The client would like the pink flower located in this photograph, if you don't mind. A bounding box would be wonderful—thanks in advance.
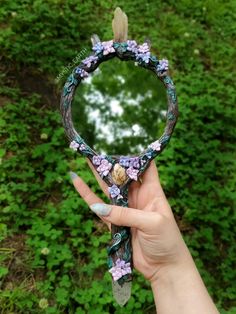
[69,140,80,151]
[148,140,161,151]
[79,144,86,151]
[109,258,132,281]
[137,43,150,54]
[126,167,139,181]
[102,40,115,55]
[97,159,112,177]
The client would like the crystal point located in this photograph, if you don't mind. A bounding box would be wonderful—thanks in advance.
[112,281,131,307]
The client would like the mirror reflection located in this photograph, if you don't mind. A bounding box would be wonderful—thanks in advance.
[72,58,167,155]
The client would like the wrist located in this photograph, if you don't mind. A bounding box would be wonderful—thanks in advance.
[150,248,219,314]
[150,238,195,286]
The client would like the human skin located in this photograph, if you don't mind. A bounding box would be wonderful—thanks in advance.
[70,161,219,314]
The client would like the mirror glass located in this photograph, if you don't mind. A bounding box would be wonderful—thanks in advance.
[72,58,167,155]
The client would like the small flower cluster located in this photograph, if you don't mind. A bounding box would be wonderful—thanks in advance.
[92,155,112,177]
[92,40,115,56]
[90,39,168,70]
[157,59,169,72]
[119,156,140,169]
[109,258,132,281]
[126,40,138,53]
[148,140,161,151]
[69,140,86,152]
[108,184,122,199]
[135,42,151,64]
[127,41,151,64]
[82,55,98,67]
[119,157,140,181]
[75,67,89,78]
[102,40,115,55]
[92,42,103,54]
[126,167,139,181]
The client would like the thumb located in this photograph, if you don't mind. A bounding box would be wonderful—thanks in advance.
[90,203,162,233]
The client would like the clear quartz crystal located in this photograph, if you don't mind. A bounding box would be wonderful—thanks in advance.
[91,34,101,46]
[112,281,132,307]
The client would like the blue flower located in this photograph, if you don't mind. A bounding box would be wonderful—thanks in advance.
[136,52,150,64]
[119,157,130,168]
[92,42,104,54]
[75,67,89,78]
[157,59,169,72]
[108,184,121,199]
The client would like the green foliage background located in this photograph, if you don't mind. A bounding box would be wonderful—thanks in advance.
[0,0,236,313]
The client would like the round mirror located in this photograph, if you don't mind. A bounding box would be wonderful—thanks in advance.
[72,58,167,155]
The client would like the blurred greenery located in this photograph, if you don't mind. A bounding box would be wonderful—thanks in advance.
[0,0,236,313]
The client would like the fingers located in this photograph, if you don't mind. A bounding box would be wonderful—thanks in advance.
[86,159,109,197]
[70,172,111,229]
[141,160,159,184]
[90,203,163,234]
[148,196,174,219]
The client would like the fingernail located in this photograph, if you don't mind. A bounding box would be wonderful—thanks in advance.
[90,203,112,216]
[69,171,78,180]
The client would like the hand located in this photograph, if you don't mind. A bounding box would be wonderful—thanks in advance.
[70,160,191,283]
[70,160,219,314]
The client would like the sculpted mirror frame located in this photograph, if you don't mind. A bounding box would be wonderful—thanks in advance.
[60,7,178,306]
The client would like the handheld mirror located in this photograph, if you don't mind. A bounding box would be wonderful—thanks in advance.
[60,7,178,306]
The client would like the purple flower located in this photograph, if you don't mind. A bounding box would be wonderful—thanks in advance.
[109,258,132,281]
[119,157,130,168]
[157,59,169,72]
[75,67,89,78]
[127,40,138,53]
[148,140,161,151]
[92,155,103,166]
[102,40,115,55]
[135,42,151,64]
[129,157,140,169]
[108,184,121,199]
[126,167,139,181]
[136,52,151,64]
[97,159,112,177]
[137,43,150,54]
[82,55,98,68]
[69,140,80,151]
[92,42,103,54]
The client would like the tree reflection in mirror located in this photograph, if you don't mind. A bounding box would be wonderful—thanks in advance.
[72,58,167,156]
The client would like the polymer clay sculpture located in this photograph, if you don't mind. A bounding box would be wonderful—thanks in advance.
[60,7,178,306]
